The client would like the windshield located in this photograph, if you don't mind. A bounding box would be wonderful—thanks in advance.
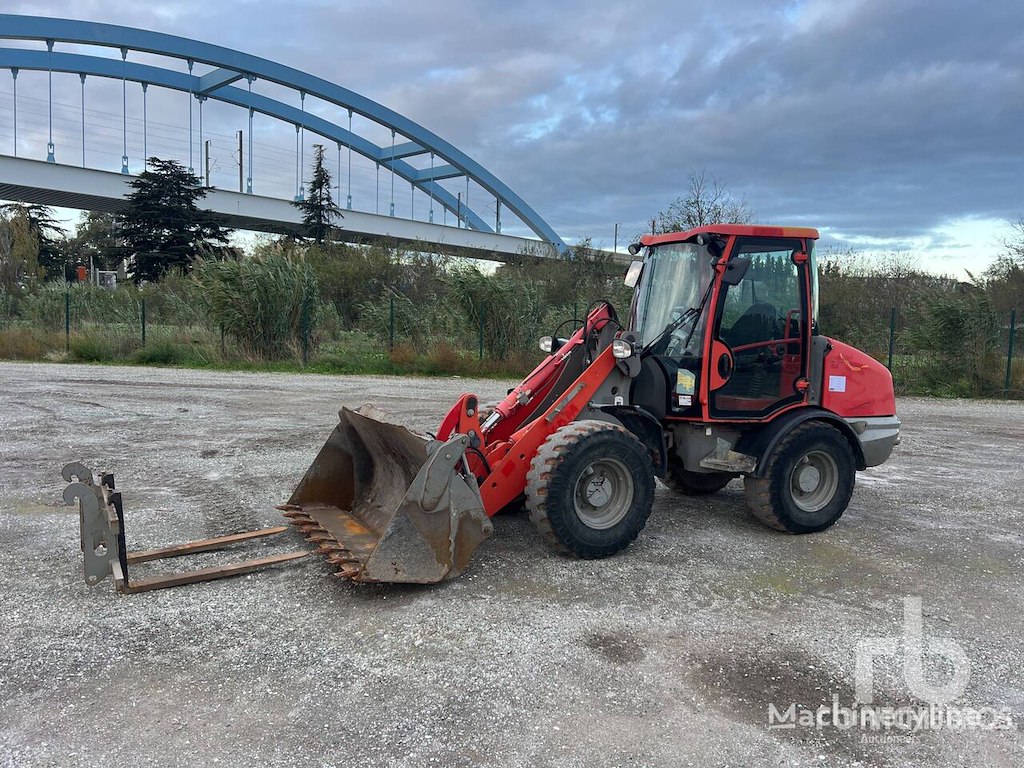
[629,242,714,353]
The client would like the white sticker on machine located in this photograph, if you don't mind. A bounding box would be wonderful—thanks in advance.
[828,375,847,393]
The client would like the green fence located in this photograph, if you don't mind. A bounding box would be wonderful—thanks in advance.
[881,306,1019,398]
[1,285,1020,397]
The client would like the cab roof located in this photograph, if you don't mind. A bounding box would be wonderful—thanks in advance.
[640,224,820,247]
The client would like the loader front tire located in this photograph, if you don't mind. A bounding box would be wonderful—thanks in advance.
[526,421,655,558]
[743,421,855,533]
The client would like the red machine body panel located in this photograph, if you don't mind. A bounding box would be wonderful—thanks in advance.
[820,338,896,417]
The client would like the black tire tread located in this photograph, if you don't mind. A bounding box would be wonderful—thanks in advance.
[525,420,653,558]
[743,421,855,534]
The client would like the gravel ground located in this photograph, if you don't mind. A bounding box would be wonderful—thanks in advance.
[0,361,1021,768]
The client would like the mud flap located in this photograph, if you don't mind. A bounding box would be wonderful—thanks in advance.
[283,406,492,583]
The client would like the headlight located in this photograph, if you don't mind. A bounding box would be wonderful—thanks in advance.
[611,339,634,359]
[539,336,554,353]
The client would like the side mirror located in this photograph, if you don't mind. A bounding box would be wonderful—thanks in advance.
[624,260,644,288]
[721,256,751,286]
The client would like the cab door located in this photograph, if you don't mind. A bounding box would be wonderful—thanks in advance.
[708,237,811,419]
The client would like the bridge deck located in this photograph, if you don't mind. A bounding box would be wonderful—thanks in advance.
[1,157,627,264]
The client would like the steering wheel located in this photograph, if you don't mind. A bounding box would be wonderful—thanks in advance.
[663,306,693,358]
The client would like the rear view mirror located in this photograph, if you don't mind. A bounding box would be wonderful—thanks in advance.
[721,256,751,286]
[624,260,644,288]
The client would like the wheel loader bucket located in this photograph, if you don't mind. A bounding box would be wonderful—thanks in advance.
[281,406,493,584]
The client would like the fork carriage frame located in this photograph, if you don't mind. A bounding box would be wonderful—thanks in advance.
[62,462,308,594]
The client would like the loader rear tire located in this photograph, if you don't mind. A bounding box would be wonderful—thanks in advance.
[526,420,655,558]
[662,457,735,495]
[743,421,855,533]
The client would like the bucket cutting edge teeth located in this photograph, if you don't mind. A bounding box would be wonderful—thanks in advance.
[280,406,492,584]
[327,553,360,564]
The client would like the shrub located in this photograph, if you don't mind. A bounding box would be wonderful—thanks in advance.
[133,340,188,366]
[0,327,58,358]
[69,334,113,362]
[194,251,319,360]
[904,290,1002,395]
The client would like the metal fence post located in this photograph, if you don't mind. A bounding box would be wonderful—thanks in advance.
[1004,308,1017,398]
[64,290,70,353]
[389,296,395,351]
[886,307,896,371]
[301,295,309,367]
[478,302,485,361]
[140,298,146,346]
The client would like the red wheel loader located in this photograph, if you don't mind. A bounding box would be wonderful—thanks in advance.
[283,225,900,584]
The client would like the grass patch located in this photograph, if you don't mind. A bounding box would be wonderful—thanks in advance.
[132,340,191,366]
[0,328,63,359]
[68,334,115,363]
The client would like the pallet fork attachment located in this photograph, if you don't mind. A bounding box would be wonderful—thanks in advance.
[62,462,308,594]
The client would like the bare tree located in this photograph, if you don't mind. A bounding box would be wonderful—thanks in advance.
[1001,217,1024,262]
[983,216,1024,313]
[654,170,755,233]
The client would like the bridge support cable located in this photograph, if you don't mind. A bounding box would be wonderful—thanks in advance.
[46,39,54,163]
[142,82,149,164]
[198,94,207,183]
[299,90,306,200]
[346,110,353,210]
[246,74,254,194]
[187,59,194,173]
[293,124,301,201]
[79,73,86,166]
[10,67,16,158]
[120,47,128,174]
[428,152,434,223]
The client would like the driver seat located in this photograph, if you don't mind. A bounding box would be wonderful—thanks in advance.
[723,301,777,348]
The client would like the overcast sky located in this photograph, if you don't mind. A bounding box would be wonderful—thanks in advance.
[3,0,1023,274]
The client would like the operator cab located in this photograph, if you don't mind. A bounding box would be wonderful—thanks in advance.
[627,226,818,423]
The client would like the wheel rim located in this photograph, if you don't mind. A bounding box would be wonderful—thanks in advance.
[573,457,634,530]
[789,450,839,513]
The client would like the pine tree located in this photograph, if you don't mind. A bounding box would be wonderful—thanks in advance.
[293,144,343,244]
[119,157,233,283]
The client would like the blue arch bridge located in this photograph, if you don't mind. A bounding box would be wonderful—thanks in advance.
[0,15,601,263]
